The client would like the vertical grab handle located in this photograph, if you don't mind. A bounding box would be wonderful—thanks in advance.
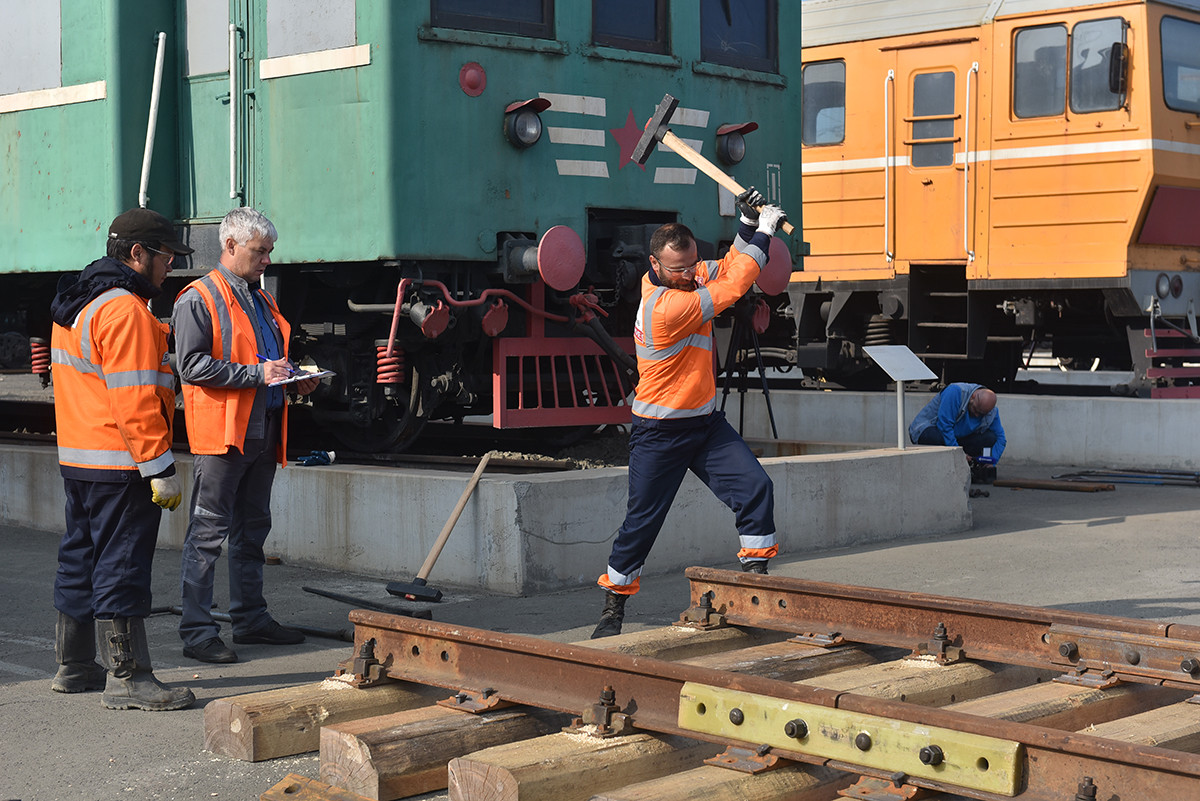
[138,32,167,209]
[229,23,240,201]
[963,62,979,261]
[883,70,895,263]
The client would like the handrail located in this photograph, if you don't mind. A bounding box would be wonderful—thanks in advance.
[963,61,979,261]
[883,69,895,263]
[229,23,239,200]
[138,32,167,208]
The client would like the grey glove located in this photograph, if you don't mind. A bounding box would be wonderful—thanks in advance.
[150,475,182,511]
[736,186,766,226]
[756,205,788,236]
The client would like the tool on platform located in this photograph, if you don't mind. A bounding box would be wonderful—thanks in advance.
[631,93,795,236]
[160,605,355,642]
[386,451,493,602]
[301,586,431,619]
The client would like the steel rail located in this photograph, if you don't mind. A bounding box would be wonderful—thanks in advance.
[347,608,1200,800]
[685,567,1200,690]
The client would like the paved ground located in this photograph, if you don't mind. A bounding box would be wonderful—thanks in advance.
[2,461,1199,800]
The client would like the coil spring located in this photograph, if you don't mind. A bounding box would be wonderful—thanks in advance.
[864,316,899,347]
[30,337,51,376]
[376,345,405,384]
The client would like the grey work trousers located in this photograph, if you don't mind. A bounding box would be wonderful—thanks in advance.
[178,411,280,647]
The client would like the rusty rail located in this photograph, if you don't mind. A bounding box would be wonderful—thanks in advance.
[347,593,1200,800]
[684,567,1200,690]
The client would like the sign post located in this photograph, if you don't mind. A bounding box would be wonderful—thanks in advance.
[863,346,937,450]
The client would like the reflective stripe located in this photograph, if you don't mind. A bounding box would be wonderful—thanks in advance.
[57,445,136,469]
[740,242,767,267]
[199,275,234,362]
[138,450,175,477]
[705,259,720,281]
[697,286,715,323]
[78,288,131,363]
[635,331,711,362]
[738,533,777,550]
[605,564,642,586]
[639,287,668,349]
[51,348,103,376]
[105,369,175,390]
[632,396,716,418]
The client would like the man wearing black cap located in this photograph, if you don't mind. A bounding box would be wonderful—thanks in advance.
[48,207,195,711]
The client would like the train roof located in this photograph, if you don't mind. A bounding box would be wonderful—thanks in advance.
[801,0,1200,47]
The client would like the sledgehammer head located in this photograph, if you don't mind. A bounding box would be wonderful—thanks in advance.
[631,93,680,166]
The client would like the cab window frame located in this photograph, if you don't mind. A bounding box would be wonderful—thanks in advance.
[430,0,553,39]
[1162,15,1200,114]
[801,59,846,146]
[699,0,778,74]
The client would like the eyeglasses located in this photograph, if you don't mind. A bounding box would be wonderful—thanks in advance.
[659,263,697,275]
[143,245,175,265]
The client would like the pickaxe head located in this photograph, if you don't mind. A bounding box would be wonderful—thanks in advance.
[630,93,679,166]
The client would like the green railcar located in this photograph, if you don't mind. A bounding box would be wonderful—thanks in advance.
[1,1,802,450]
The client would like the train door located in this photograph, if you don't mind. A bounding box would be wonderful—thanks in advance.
[890,42,980,263]
[179,0,259,232]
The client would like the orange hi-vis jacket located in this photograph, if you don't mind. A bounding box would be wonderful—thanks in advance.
[51,289,176,478]
[631,240,768,421]
[177,270,290,462]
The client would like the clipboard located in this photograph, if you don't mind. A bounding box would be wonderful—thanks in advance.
[269,369,335,387]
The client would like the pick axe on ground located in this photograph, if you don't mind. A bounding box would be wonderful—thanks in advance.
[631,93,795,236]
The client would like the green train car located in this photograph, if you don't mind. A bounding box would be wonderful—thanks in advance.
[1,1,801,450]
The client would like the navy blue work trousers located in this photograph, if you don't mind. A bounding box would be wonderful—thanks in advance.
[605,411,775,585]
[916,426,998,457]
[54,477,162,621]
[178,412,279,647]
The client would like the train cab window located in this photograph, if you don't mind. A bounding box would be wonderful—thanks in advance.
[0,2,60,95]
[699,0,778,73]
[1070,18,1127,113]
[911,71,956,167]
[1162,16,1200,113]
[431,0,553,39]
[593,1,668,54]
[1013,25,1067,118]
[802,61,845,145]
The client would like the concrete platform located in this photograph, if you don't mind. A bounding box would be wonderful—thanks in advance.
[0,443,970,595]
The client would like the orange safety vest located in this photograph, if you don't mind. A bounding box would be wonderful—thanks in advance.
[631,243,765,420]
[177,270,291,462]
[51,288,176,477]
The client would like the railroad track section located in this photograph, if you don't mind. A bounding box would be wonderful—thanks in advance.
[240,568,1200,801]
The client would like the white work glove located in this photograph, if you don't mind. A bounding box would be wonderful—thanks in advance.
[756,205,788,237]
[736,186,766,226]
[150,475,182,512]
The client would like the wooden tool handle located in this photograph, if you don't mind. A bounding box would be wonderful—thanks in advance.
[416,451,492,580]
[660,130,795,236]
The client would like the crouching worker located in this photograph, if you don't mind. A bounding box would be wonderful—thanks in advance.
[591,190,785,639]
[908,382,1006,481]
[49,208,195,711]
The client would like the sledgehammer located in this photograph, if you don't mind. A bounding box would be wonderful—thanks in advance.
[631,93,794,236]
[386,451,493,602]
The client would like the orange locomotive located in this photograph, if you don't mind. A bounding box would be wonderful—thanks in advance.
[792,0,1200,394]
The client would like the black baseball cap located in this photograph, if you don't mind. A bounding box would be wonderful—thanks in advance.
[107,208,195,255]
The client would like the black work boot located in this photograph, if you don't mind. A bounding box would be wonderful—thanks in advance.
[590,591,628,639]
[96,617,195,711]
[51,611,106,693]
[741,560,769,574]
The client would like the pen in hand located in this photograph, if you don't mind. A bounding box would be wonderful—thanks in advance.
[257,353,297,377]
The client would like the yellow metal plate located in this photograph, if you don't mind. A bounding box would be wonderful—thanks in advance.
[678,682,1021,796]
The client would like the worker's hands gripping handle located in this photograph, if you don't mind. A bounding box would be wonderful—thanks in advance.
[736,186,766,226]
[150,475,183,511]
[756,205,788,237]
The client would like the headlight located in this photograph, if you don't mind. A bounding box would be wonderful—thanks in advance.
[715,121,758,166]
[504,98,552,149]
[1156,273,1171,298]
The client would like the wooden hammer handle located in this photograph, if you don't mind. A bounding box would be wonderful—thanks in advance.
[416,451,492,580]
[660,131,795,236]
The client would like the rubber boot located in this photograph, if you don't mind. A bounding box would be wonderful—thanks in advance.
[51,611,106,693]
[590,591,628,639]
[741,560,769,574]
[96,617,195,711]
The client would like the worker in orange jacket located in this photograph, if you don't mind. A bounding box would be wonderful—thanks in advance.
[173,207,319,664]
[50,208,195,711]
[591,191,787,638]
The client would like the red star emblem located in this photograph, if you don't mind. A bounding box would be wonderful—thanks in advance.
[610,109,647,171]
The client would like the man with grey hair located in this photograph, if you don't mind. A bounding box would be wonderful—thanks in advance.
[172,207,319,663]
